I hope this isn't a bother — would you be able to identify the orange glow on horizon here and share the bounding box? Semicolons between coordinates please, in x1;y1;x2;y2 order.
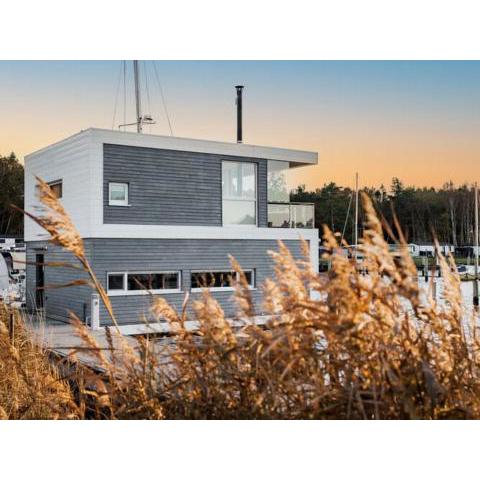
2;61;480;190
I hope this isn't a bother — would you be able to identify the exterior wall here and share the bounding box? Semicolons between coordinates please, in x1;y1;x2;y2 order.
25;128;317;241
89;238;306;326
24;128;319;330
26;238;309;327
24;131;97;242
26;241;92;322
103;143;268;227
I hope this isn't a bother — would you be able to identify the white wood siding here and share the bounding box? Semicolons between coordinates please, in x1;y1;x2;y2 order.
24;131;97;241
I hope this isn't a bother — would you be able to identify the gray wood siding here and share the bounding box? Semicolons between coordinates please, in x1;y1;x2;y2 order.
26;241;92;322
89;238;305;326
26;238;305;327
103;143;268;227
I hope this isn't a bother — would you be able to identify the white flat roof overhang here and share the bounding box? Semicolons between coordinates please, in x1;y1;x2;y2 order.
26;128;318;167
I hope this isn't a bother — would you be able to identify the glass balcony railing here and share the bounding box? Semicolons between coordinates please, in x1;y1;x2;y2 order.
267;202;315;229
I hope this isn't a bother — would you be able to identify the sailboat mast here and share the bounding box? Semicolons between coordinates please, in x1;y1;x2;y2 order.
474;182;479;306
354;172;359;259
133;60;142;133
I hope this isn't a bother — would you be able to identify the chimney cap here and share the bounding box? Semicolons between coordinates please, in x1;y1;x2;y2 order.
235;85;244;90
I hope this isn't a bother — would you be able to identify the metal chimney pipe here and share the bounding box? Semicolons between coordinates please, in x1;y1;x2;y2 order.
235;85;244;143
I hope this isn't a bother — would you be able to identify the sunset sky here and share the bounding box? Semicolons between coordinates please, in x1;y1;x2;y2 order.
1;60;480;190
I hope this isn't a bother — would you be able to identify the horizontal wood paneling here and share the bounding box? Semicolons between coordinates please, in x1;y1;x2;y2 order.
25;133;94;241
103;143;268;227
26;241;92;322
26;238;306;326
89;238;304;325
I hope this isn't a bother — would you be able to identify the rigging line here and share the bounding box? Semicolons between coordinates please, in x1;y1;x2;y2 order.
152;60;174;136
143;61;153;133
123;60;127;131
111;61;123;130
341;190;354;245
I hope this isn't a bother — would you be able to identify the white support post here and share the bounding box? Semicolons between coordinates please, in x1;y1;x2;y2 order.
90;293;100;330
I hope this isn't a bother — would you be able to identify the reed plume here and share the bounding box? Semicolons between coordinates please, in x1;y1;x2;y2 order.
1;182;480;419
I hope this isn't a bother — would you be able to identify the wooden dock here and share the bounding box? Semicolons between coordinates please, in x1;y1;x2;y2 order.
24;314;272;371
26;318;139;371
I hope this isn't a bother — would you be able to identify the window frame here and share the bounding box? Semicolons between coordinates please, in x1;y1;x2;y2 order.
108;182;130;207
221;161;258;227
190;269;255;292
106;271;182;296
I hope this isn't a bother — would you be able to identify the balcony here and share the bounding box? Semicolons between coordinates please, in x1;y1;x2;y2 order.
267;202;315;228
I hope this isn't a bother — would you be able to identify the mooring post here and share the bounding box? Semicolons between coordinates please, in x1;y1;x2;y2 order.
90;293;100;330
432;253;437;300
474;281;479;308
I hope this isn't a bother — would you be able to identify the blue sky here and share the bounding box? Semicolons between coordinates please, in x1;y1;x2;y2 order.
1;60;480;189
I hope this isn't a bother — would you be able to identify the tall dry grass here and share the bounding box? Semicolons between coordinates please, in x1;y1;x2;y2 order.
1;181;480;419
0;305;78;419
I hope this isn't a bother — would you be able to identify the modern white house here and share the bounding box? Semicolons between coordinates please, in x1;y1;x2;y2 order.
24;128;319;331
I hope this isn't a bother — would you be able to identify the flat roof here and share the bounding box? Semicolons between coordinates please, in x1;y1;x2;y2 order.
25;128;318;166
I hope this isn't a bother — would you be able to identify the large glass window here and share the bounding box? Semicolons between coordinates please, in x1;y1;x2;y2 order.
222;161;256;226
267;160;289;203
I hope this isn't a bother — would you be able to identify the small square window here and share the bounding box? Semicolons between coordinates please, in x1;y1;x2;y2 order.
108;273;125;291
48;180;63;199
109;182;129;206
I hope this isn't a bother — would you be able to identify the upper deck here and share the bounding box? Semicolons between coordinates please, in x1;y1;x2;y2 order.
24;128;319;242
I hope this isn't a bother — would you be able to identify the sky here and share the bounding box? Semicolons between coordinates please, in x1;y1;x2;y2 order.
1;60;480;190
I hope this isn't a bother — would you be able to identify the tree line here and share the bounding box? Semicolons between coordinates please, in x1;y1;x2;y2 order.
0;152;478;246
291;177;479;246
0;152;24;237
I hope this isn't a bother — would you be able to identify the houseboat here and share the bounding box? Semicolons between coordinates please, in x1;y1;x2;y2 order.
24;85;319;332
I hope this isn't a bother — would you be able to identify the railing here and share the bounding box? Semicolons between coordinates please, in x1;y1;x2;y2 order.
267;202;315;229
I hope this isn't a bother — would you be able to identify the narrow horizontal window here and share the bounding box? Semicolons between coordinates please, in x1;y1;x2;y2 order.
48;179;63;199
127;272;180;291
191;270;255;291
191;271;235;290
109;182;129;206
107;271;181;296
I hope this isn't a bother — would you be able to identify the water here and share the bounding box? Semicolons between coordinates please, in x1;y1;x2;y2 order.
417;276;477;307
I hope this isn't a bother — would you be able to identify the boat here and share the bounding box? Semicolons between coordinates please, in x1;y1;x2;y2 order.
0;250;26;307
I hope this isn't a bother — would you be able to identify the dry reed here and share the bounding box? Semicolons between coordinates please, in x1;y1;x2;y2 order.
1;182;480;419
